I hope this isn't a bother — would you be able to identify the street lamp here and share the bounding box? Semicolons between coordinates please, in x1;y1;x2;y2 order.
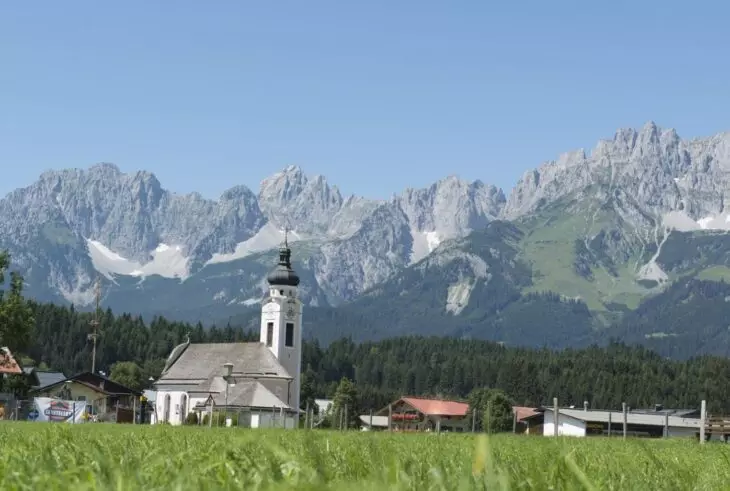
223;363;233;427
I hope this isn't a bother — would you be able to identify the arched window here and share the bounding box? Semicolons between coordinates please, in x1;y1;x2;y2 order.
179;394;188;424
163;394;171;423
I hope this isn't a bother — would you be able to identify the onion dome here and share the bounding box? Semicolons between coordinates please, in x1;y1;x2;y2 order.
266;235;300;287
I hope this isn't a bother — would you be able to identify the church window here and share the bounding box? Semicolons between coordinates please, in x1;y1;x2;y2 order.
163;394;171;423
266;322;274;347
285;323;294;347
279;289;284;295
180;394;188;423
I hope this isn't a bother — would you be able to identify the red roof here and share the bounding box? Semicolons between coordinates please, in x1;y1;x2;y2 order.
401;397;469;417
0;347;22;375
513;406;539;421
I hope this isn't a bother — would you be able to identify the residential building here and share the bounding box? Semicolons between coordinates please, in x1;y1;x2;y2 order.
373;396;471;432
30;371;142;422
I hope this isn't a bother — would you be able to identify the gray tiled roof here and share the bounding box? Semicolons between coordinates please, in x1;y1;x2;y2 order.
190;375;229;394
36;371;67;390
158;342;291;382
206;380;291;410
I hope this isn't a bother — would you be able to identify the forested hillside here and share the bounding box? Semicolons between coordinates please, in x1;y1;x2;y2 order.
25;300;730;413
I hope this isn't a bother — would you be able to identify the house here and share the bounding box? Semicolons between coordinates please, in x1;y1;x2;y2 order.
522;406;718;439
21;367;67;392
0;347;23;376
34;370;68;391
30;371;142;422
375;396;471;432
152;237;303;428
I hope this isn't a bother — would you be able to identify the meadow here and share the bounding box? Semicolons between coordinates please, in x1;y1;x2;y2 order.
1;422;729;490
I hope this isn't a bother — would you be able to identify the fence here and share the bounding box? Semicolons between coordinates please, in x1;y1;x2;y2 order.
0;397;31;421
195;406;297;429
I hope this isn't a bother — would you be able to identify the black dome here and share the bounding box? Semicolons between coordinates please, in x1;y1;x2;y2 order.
267;244;300;287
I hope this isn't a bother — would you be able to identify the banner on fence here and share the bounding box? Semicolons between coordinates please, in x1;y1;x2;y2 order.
32;397;87;423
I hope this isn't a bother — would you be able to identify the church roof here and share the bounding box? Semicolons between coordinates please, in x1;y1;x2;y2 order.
205;380;292;410
266;236;299;287
157;342;292;384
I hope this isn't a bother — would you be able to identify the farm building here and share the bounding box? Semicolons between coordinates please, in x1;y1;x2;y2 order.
369;396;471;432
359;415;389;430
513;406;540;433
522;405;721;439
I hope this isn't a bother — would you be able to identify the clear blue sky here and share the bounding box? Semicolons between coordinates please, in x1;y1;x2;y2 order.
2;1;729;200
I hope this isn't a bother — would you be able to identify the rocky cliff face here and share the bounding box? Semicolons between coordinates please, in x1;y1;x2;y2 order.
503;122;730;228
4;122;730;320
0;162;504;310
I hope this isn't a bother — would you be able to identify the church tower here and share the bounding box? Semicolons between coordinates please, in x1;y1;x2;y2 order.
259;231;303;415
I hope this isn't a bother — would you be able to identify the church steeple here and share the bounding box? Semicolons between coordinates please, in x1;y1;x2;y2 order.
266;227;300;287
259;224;303;416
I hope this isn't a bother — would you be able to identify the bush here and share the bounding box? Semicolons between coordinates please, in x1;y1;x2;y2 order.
184;412;199;425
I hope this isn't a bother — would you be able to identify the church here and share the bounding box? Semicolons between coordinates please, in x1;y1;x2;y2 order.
152;236;303;428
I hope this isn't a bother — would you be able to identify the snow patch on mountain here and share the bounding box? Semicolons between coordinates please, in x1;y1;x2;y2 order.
87;239;189;280
663;211;730;232
409;229;442;264
206;222;303;265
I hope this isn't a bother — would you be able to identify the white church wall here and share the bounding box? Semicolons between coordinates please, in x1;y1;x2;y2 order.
154;390;192;426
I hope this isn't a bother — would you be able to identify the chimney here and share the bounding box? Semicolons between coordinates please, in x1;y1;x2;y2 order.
584;401;589;412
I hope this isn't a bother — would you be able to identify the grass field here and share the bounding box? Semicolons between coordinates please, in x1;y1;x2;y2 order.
1;423;729;490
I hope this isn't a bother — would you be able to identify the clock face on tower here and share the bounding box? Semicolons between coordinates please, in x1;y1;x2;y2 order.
286;306;295;319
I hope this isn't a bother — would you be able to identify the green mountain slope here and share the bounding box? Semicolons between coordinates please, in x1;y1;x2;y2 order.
601;278;730;358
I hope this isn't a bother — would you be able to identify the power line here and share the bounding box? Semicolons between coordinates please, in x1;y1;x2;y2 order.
88;276;101;374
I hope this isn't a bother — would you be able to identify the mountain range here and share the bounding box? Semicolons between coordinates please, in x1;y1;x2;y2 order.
4;121;730;357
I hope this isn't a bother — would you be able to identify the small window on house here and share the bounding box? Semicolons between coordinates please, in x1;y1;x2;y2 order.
77;395;86;401
285;323;294;347
266;322;274;347
279;289;284;295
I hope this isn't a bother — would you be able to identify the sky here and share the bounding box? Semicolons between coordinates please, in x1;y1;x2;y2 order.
2;1;729;200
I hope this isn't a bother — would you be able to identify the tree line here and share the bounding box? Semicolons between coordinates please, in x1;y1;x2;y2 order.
21;300;730;415
4;251;730;419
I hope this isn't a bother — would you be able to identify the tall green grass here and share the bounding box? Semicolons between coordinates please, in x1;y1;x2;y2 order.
0;422;727;490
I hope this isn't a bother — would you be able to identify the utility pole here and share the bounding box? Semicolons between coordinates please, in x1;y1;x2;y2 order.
88;276;101;374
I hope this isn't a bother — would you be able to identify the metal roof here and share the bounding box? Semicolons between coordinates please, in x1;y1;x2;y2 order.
35;371;68;390
544;408;702;429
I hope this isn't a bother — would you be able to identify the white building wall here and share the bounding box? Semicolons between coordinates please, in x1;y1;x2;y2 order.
250;411;297;429
154;390;192;426
260;287;303;414
542;410;587;437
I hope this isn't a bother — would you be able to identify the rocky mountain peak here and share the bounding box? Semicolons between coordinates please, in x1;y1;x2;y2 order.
502;122;728;221
398;176;505;238
258;166;346;234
